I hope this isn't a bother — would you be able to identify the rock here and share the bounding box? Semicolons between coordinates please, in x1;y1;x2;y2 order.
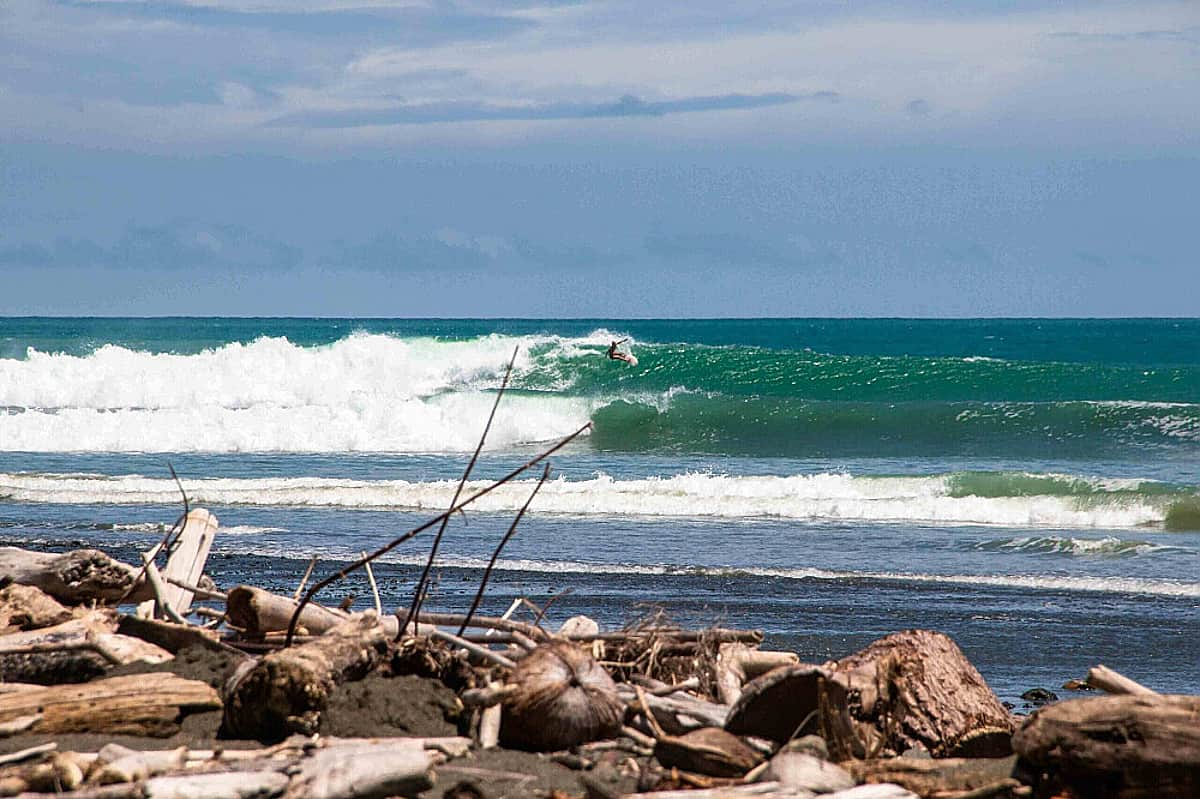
1020;688;1058;707
760;752;855;793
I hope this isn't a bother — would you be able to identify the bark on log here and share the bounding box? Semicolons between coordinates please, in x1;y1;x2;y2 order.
222;586;405;637
0;548;151;605
0;585;74;634
1012;693;1200;798
844;755;1018;796
830;630;1014;758
221;614;388;741
0;673;220;737
0;612;172;685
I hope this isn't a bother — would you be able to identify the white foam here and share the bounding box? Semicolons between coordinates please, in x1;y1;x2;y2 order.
0;470;1172;529
0;333;599;452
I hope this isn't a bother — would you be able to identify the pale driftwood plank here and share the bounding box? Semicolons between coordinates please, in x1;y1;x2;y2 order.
139;509;219;619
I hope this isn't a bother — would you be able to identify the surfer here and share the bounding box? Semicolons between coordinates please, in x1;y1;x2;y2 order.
606;338;634;364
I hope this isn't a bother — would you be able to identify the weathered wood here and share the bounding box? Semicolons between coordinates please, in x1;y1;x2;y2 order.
844;755;1019;796
831;630;1014;758
1012;693;1200;798
725;663;838;744
222;613;387;741
91;746;187;784
225;586;367;636
617;683;730;734
758;752;856;793
117;614;247;661
0;612;172;684
716;643;800;706
284;742;434;799
0;585;74;633
0;673;219;737
146;771;290;799
1086;664;1157;696
0;547;151;605
138;509;219;620
623;783;919;799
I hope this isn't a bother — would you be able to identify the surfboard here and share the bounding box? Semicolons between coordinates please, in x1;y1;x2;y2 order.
626;354;638;367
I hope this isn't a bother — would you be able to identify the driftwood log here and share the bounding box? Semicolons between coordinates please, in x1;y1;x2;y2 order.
0;673;220;736
222;613;387;741
844;755;1019;796
0;584;74;633
0;547;151;605
1012;693;1200;798
831;629;1014;758
1;611;172;684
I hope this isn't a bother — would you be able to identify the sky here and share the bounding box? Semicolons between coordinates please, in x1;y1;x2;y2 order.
1;0;1198;316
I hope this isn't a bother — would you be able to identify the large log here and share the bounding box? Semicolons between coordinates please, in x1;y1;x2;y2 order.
0;611;172;684
0;585;74;633
830;629;1014;758
0;547;151;605
1012;693;1200;798
0;673;220;737
222;613;388;741
844;755;1019;796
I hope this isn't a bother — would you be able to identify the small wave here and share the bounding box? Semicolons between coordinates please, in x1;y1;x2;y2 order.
973;535;1185;557
204;547;1200;599
3;470;1196;530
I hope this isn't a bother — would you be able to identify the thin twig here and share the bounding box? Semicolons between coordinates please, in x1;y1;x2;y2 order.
532;588;574;629
293;556;318;602
362;552;382;616
163;575;227;602
285;421;591;645
116;462;190;605
402;346;519;638
458;463;550;636
429;628;516;670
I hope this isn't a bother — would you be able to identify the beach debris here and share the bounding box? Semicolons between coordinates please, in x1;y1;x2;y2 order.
0;584;75;633
715;642;800;706
1084;663;1158;696
222;613;387;741
843;754;1020;797
0;546;152;605
753;751;856;793
0;672;219;737
499;640;624;751
725;663;843;744
1;610;172;684
1013;692;1200;798
829;629;1015;759
136;508;219;622
636;684;762;778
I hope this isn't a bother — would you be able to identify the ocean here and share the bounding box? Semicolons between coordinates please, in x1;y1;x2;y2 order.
1;318;1197;705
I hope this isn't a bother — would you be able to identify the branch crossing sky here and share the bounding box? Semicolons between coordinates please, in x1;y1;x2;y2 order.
2;1;1198;315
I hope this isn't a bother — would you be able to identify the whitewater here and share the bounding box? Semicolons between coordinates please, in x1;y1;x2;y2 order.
1;317;1198;702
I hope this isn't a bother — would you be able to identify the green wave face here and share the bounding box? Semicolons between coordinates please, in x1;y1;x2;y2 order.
523;341;1200;403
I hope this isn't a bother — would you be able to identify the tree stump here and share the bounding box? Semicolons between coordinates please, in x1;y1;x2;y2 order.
221;613;388;741
1013;693;1200;798
830;629;1014;758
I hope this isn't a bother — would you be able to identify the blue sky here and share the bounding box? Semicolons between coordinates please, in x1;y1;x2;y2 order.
1;1;1198;316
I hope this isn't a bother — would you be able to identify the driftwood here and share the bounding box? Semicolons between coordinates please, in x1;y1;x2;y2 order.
0;548;151;605
625;783;920;799
0;612;172;684
617;683;730;734
716;643;800;706
1086;665;1157;697
725;663;842;744
0;585;74;633
845;755;1019;796
222;613;387;741
1012;693;1200;798
137;509;218;620
636;685;761;778
757;752;856;793
224;586;383;637
831;630;1014;758
116;615;247;661
284;741;435;799
0;673;219;736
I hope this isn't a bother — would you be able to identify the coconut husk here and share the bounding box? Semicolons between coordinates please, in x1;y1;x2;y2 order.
500;641;624;751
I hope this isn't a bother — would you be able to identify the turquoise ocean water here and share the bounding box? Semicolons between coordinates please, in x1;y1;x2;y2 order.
1;318;1197;704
